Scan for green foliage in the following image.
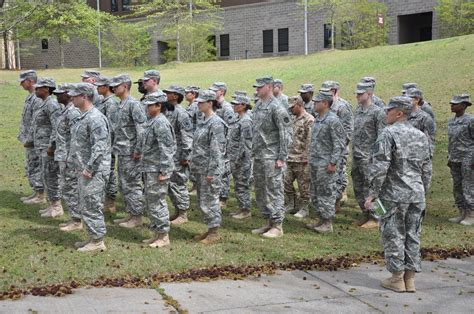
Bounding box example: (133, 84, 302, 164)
(436, 0, 474, 38)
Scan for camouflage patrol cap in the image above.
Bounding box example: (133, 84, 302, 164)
(360, 77, 376, 87)
(34, 77, 56, 89)
(163, 85, 185, 97)
(273, 79, 283, 86)
(320, 81, 340, 92)
(184, 85, 200, 93)
(18, 70, 37, 82)
(142, 91, 168, 106)
(354, 82, 373, 94)
(68, 83, 96, 97)
(231, 90, 247, 99)
(210, 82, 227, 91)
(401, 82, 417, 94)
(231, 95, 250, 105)
(405, 88, 423, 99)
(450, 94, 471, 106)
(53, 83, 73, 94)
(141, 69, 160, 81)
(385, 96, 413, 112)
(109, 74, 132, 87)
(93, 76, 111, 86)
(298, 83, 314, 93)
(313, 91, 333, 102)
(288, 95, 304, 108)
(253, 76, 273, 88)
(80, 70, 100, 79)
(195, 89, 217, 102)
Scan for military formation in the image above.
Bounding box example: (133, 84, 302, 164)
(17, 69, 473, 293)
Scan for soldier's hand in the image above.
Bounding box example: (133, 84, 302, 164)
(82, 169, 93, 179)
(132, 152, 141, 161)
(206, 176, 214, 183)
(326, 163, 336, 174)
(275, 160, 285, 169)
(47, 147, 55, 157)
(364, 196, 374, 210)
(158, 174, 169, 181)
(180, 160, 189, 166)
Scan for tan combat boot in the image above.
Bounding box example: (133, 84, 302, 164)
(335, 198, 341, 213)
(200, 227, 221, 245)
(193, 231, 208, 241)
(360, 218, 379, 229)
(118, 215, 143, 228)
(381, 271, 406, 292)
(23, 192, 47, 205)
(356, 215, 369, 226)
(219, 198, 227, 209)
(39, 205, 51, 215)
(41, 201, 64, 218)
(20, 192, 37, 202)
(60, 220, 82, 232)
(149, 233, 170, 248)
(77, 239, 106, 252)
(113, 214, 132, 224)
(340, 189, 348, 205)
(232, 209, 252, 220)
(294, 209, 309, 219)
(103, 198, 116, 214)
(171, 212, 188, 225)
(251, 220, 272, 235)
(142, 233, 160, 244)
(404, 271, 416, 293)
(448, 212, 466, 223)
(262, 223, 283, 238)
(313, 220, 333, 234)
(74, 239, 90, 249)
(460, 211, 474, 226)
(306, 219, 322, 230)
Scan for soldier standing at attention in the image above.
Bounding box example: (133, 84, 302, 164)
(109, 74, 147, 228)
(298, 84, 315, 116)
(360, 77, 385, 108)
(228, 95, 253, 219)
(184, 86, 201, 195)
(68, 83, 111, 252)
(80, 70, 102, 106)
(251, 76, 291, 238)
(163, 86, 194, 226)
(273, 79, 289, 109)
(352, 82, 386, 229)
(138, 92, 176, 248)
(284, 96, 313, 218)
(401, 83, 435, 120)
(365, 96, 431, 293)
(18, 70, 45, 205)
(141, 70, 162, 95)
(189, 90, 228, 244)
(447, 94, 473, 226)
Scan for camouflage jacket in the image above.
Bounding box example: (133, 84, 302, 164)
(190, 114, 227, 177)
(304, 100, 315, 117)
(252, 96, 291, 161)
(309, 111, 345, 167)
(288, 111, 313, 163)
(352, 103, 386, 160)
(448, 113, 474, 164)
(276, 94, 289, 110)
(54, 103, 81, 162)
(408, 108, 436, 158)
(186, 100, 204, 132)
(369, 121, 431, 202)
(216, 100, 237, 125)
(331, 96, 354, 143)
(227, 112, 253, 165)
(18, 92, 42, 144)
(420, 100, 435, 120)
(164, 104, 193, 161)
(139, 113, 176, 175)
(32, 95, 62, 151)
(68, 107, 111, 173)
(96, 95, 119, 129)
(372, 95, 386, 108)
(112, 96, 147, 156)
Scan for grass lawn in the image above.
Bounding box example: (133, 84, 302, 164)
(0, 34, 473, 293)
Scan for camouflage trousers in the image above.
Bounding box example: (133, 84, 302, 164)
(78, 170, 109, 240)
(380, 201, 425, 273)
(194, 173, 222, 228)
(352, 157, 376, 218)
(231, 160, 252, 209)
(310, 165, 337, 221)
(220, 160, 231, 200)
(253, 159, 285, 224)
(144, 172, 170, 234)
(449, 161, 473, 213)
(335, 146, 349, 200)
(39, 149, 61, 202)
(105, 154, 118, 200)
(25, 147, 43, 192)
(168, 162, 190, 213)
(117, 155, 144, 216)
(59, 162, 80, 220)
(284, 162, 311, 209)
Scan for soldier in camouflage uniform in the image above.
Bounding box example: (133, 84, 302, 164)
(94, 76, 119, 213)
(447, 94, 473, 226)
(141, 70, 162, 95)
(298, 84, 315, 116)
(251, 76, 291, 238)
(365, 96, 431, 293)
(190, 90, 228, 244)
(284, 96, 314, 218)
(308, 91, 345, 233)
(228, 95, 253, 219)
(360, 77, 385, 108)
(52, 84, 82, 231)
(401, 83, 435, 120)
(68, 83, 111, 252)
(30, 77, 63, 217)
(134, 78, 147, 101)
(320, 81, 354, 211)
(184, 86, 201, 194)
(18, 70, 45, 205)
(352, 82, 386, 228)
(80, 70, 102, 106)
(273, 79, 289, 109)
(138, 92, 176, 248)
(109, 74, 147, 228)
(163, 86, 194, 225)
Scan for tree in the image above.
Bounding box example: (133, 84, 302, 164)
(132, 0, 222, 63)
(305, 0, 346, 50)
(436, 0, 474, 38)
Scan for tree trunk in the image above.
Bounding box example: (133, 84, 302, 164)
(58, 37, 64, 68)
(3, 32, 9, 69)
(176, 28, 180, 62)
(331, 23, 335, 50)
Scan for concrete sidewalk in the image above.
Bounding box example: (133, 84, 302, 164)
(1, 257, 473, 313)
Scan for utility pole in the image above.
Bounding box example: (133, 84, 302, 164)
(97, 0, 102, 68)
(304, 0, 308, 55)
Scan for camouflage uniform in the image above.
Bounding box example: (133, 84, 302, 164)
(276, 94, 289, 110)
(372, 95, 386, 108)
(368, 97, 431, 273)
(359, 77, 385, 108)
(298, 84, 315, 117)
(401, 83, 435, 120)
(352, 94, 386, 215)
(68, 85, 111, 240)
(190, 106, 227, 228)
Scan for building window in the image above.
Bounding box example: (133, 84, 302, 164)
(324, 24, 334, 48)
(111, 0, 118, 12)
(263, 29, 273, 53)
(220, 34, 229, 57)
(278, 28, 289, 52)
(122, 0, 130, 11)
(41, 39, 48, 50)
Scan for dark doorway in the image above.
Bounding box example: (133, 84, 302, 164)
(398, 12, 433, 44)
(157, 41, 168, 64)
